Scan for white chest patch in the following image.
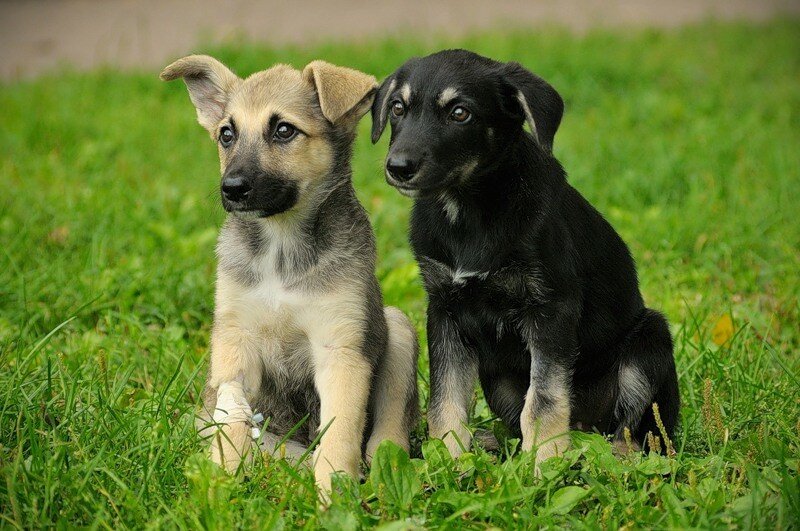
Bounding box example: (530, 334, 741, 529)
(423, 256, 491, 288)
(250, 256, 296, 310)
(228, 248, 301, 317)
(216, 241, 315, 382)
(451, 267, 490, 286)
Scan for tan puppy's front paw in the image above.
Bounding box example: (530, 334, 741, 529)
(210, 380, 255, 473)
(315, 472, 333, 504)
(210, 421, 253, 472)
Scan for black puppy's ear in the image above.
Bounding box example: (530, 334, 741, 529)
(370, 74, 397, 144)
(499, 62, 564, 152)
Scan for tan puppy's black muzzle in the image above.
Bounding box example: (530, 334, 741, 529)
(221, 174, 252, 203)
(220, 167, 299, 217)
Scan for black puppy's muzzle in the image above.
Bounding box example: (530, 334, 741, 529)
(220, 170, 298, 218)
(386, 155, 419, 184)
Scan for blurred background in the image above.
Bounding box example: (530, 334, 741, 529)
(2, 0, 799, 79)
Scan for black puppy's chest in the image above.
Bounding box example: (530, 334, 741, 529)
(420, 255, 549, 336)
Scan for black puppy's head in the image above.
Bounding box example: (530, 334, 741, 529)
(371, 50, 564, 198)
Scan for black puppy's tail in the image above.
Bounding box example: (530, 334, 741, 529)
(611, 308, 680, 452)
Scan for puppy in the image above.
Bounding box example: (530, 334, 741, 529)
(161, 56, 419, 492)
(371, 50, 679, 468)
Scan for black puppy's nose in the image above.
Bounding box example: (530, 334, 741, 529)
(386, 155, 419, 183)
(221, 175, 252, 202)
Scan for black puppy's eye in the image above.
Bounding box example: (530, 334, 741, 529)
(274, 123, 297, 142)
(219, 126, 235, 147)
(450, 106, 471, 123)
(391, 101, 406, 117)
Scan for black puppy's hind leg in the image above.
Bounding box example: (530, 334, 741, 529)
(612, 309, 679, 453)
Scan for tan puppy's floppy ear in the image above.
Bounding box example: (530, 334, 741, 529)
(303, 61, 378, 125)
(160, 55, 241, 133)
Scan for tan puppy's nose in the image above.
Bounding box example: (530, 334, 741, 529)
(221, 175, 252, 203)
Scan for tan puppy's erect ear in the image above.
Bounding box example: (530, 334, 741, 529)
(303, 61, 378, 125)
(160, 55, 241, 133)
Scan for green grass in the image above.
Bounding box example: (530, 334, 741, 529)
(1, 19, 799, 529)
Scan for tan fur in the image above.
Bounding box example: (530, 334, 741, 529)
(515, 90, 541, 147)
(301, 284, 373, 487)
(379, 79, 397, 115)
(221, 66, 336, 205)
(209, 415, 253, 471)
(207, 246, 394, 485)
(302, 61, 377, 124)
(430, 402, 472, 458)
(313, 345, 372, 491)
(400, 83, 411, 104)
(520, 379, 571, 475)
(437, 87, 459, 107)
(208, 226, 374, 489)
(160, 55, 241, 133)
(428, 359, 477, 458)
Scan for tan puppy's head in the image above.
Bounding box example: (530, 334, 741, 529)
(161, 55, 377, 218)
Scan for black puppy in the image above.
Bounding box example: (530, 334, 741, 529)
(371, 50, 679, 467)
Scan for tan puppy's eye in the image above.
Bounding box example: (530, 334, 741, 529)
(274, 123, 297, 142)
(450, 106, 471, 123)
(391, 101, 406, 117)
(219, 125, 235, 147)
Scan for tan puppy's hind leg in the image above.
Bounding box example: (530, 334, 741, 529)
(366, 307, 419, 461)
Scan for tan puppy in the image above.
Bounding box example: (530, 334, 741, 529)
(160, 56, 419, 495)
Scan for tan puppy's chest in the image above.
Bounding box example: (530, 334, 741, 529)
(213, 232, 368, 386)
(237, 280, 313, 378)
(212, 247, 318, 390)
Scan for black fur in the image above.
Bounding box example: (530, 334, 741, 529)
(372, 49, 679, 450)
